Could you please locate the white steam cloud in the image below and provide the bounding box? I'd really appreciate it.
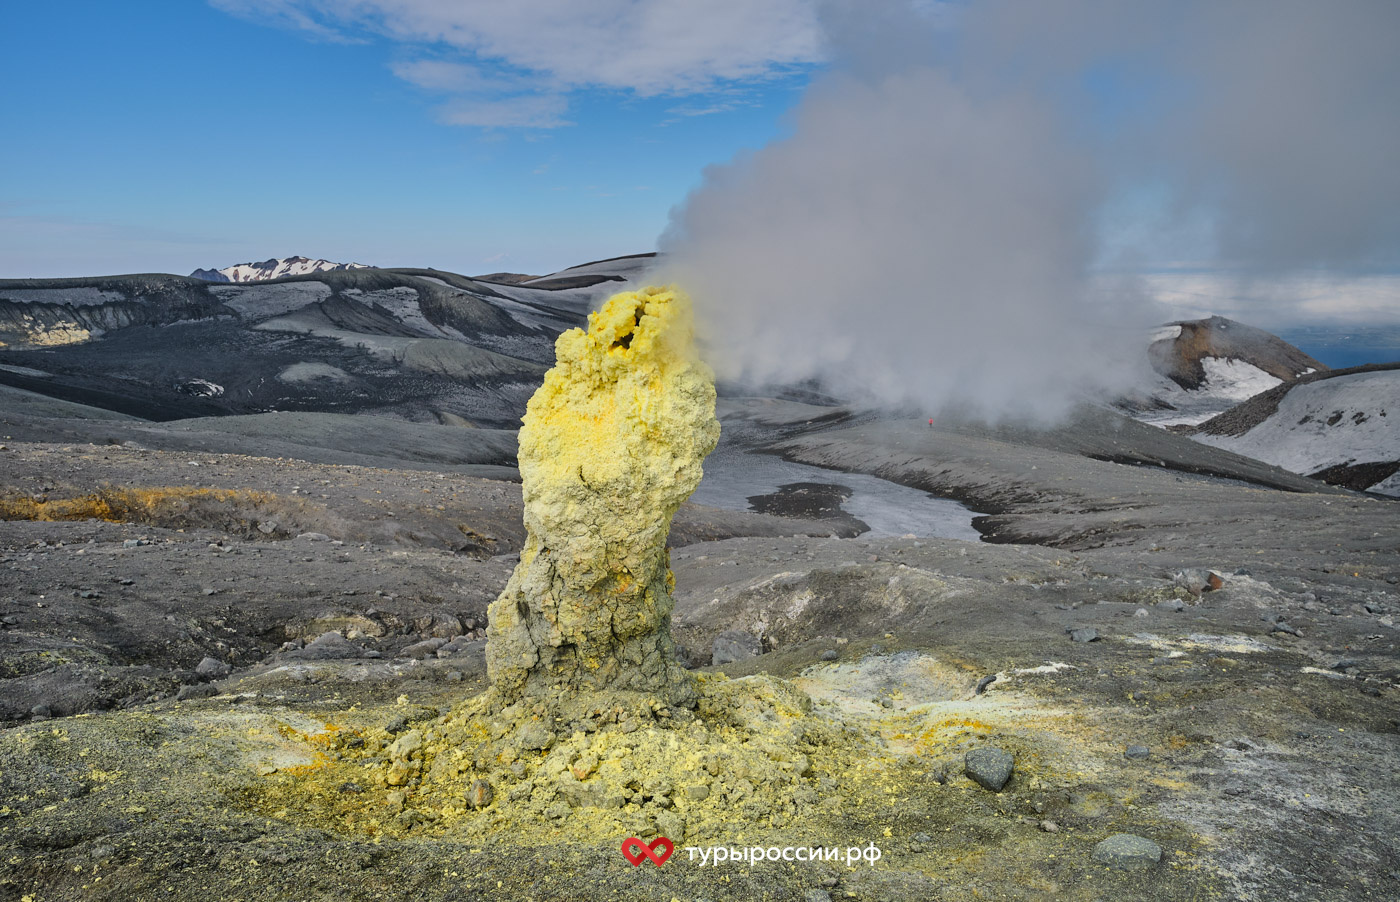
[658,0,1400,419]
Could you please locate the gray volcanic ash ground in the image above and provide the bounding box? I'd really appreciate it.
[1,257,1398,901]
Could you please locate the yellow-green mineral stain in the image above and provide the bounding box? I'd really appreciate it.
[485,286,720,707]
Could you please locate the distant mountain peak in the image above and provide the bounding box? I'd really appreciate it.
[190,256,373,283]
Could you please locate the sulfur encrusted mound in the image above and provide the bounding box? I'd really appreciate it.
[484,285,721,708]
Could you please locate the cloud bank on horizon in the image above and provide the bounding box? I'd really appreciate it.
[657,0,1400,416]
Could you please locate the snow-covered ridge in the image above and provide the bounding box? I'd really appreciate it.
[1193,367,1400,496]
[191,256,372,283]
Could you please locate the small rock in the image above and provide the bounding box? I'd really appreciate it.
[401,637,449,659]
[1068,627,1100,643]
[712,630,764,666]
[446,671,464,682]
[1039,820,1059,833]
[385,790,406,808]
[820,649,840,662]
[195,656,232,679]
[1133,607,1149,618]
[686,784,710,801]
[1092,833,1162,870]
[435,636,475,657]
[913,832,932,843]
[1174,568,1224,596]
[1160,598,1187,612]
[177,684,218,701]
[296,631,362,660]
[975,674,998,694]
[385,760,414,786]
[805,891,833,902]
[30,704,53,719]
[964,746,1014,792]
[339,781,365,794]
[468,779,493,809]
[1124,745,1151,760]
[518,722,555,751]
[79,589,101,600]
[1271,621,1301,637]
[387,730,423,760]
[296,533,331,542]
[384,716,409,734]
[414,612,464,639]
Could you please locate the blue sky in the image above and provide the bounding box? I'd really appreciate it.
[2,0,1396,341]
[1,0,818,277]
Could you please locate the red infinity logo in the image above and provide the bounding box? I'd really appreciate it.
[621,836,674,867]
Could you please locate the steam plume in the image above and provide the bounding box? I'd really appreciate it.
[659,0,1400,419]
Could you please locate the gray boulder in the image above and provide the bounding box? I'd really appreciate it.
[964,746,1014,791]
[195,656,232,679]
[402,637,449,659]
[293,631,363,660]
[712,630,764,666]
[1092,833,1162,869]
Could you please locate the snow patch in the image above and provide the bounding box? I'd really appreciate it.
[197,257,371,283]
[277,362,351,384]
[1133,357,1284,427]
[1194,370,1400,488]
[1199,357,1284,401]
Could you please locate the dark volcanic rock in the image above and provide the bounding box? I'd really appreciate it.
[964,746,1014,791]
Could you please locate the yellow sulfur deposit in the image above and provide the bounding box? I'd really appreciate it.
[485,285,720,708]
[245,285,1177,865]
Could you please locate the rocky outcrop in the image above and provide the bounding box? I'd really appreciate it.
[484,286,720,707]
[1150,315,1325,391]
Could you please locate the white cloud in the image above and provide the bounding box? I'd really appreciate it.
[212,0,824,95]
[389,60,517,93]
[1138,271,1400,327]
[435,94,571,129]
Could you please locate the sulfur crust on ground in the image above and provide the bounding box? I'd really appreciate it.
[229,659,1210,897]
